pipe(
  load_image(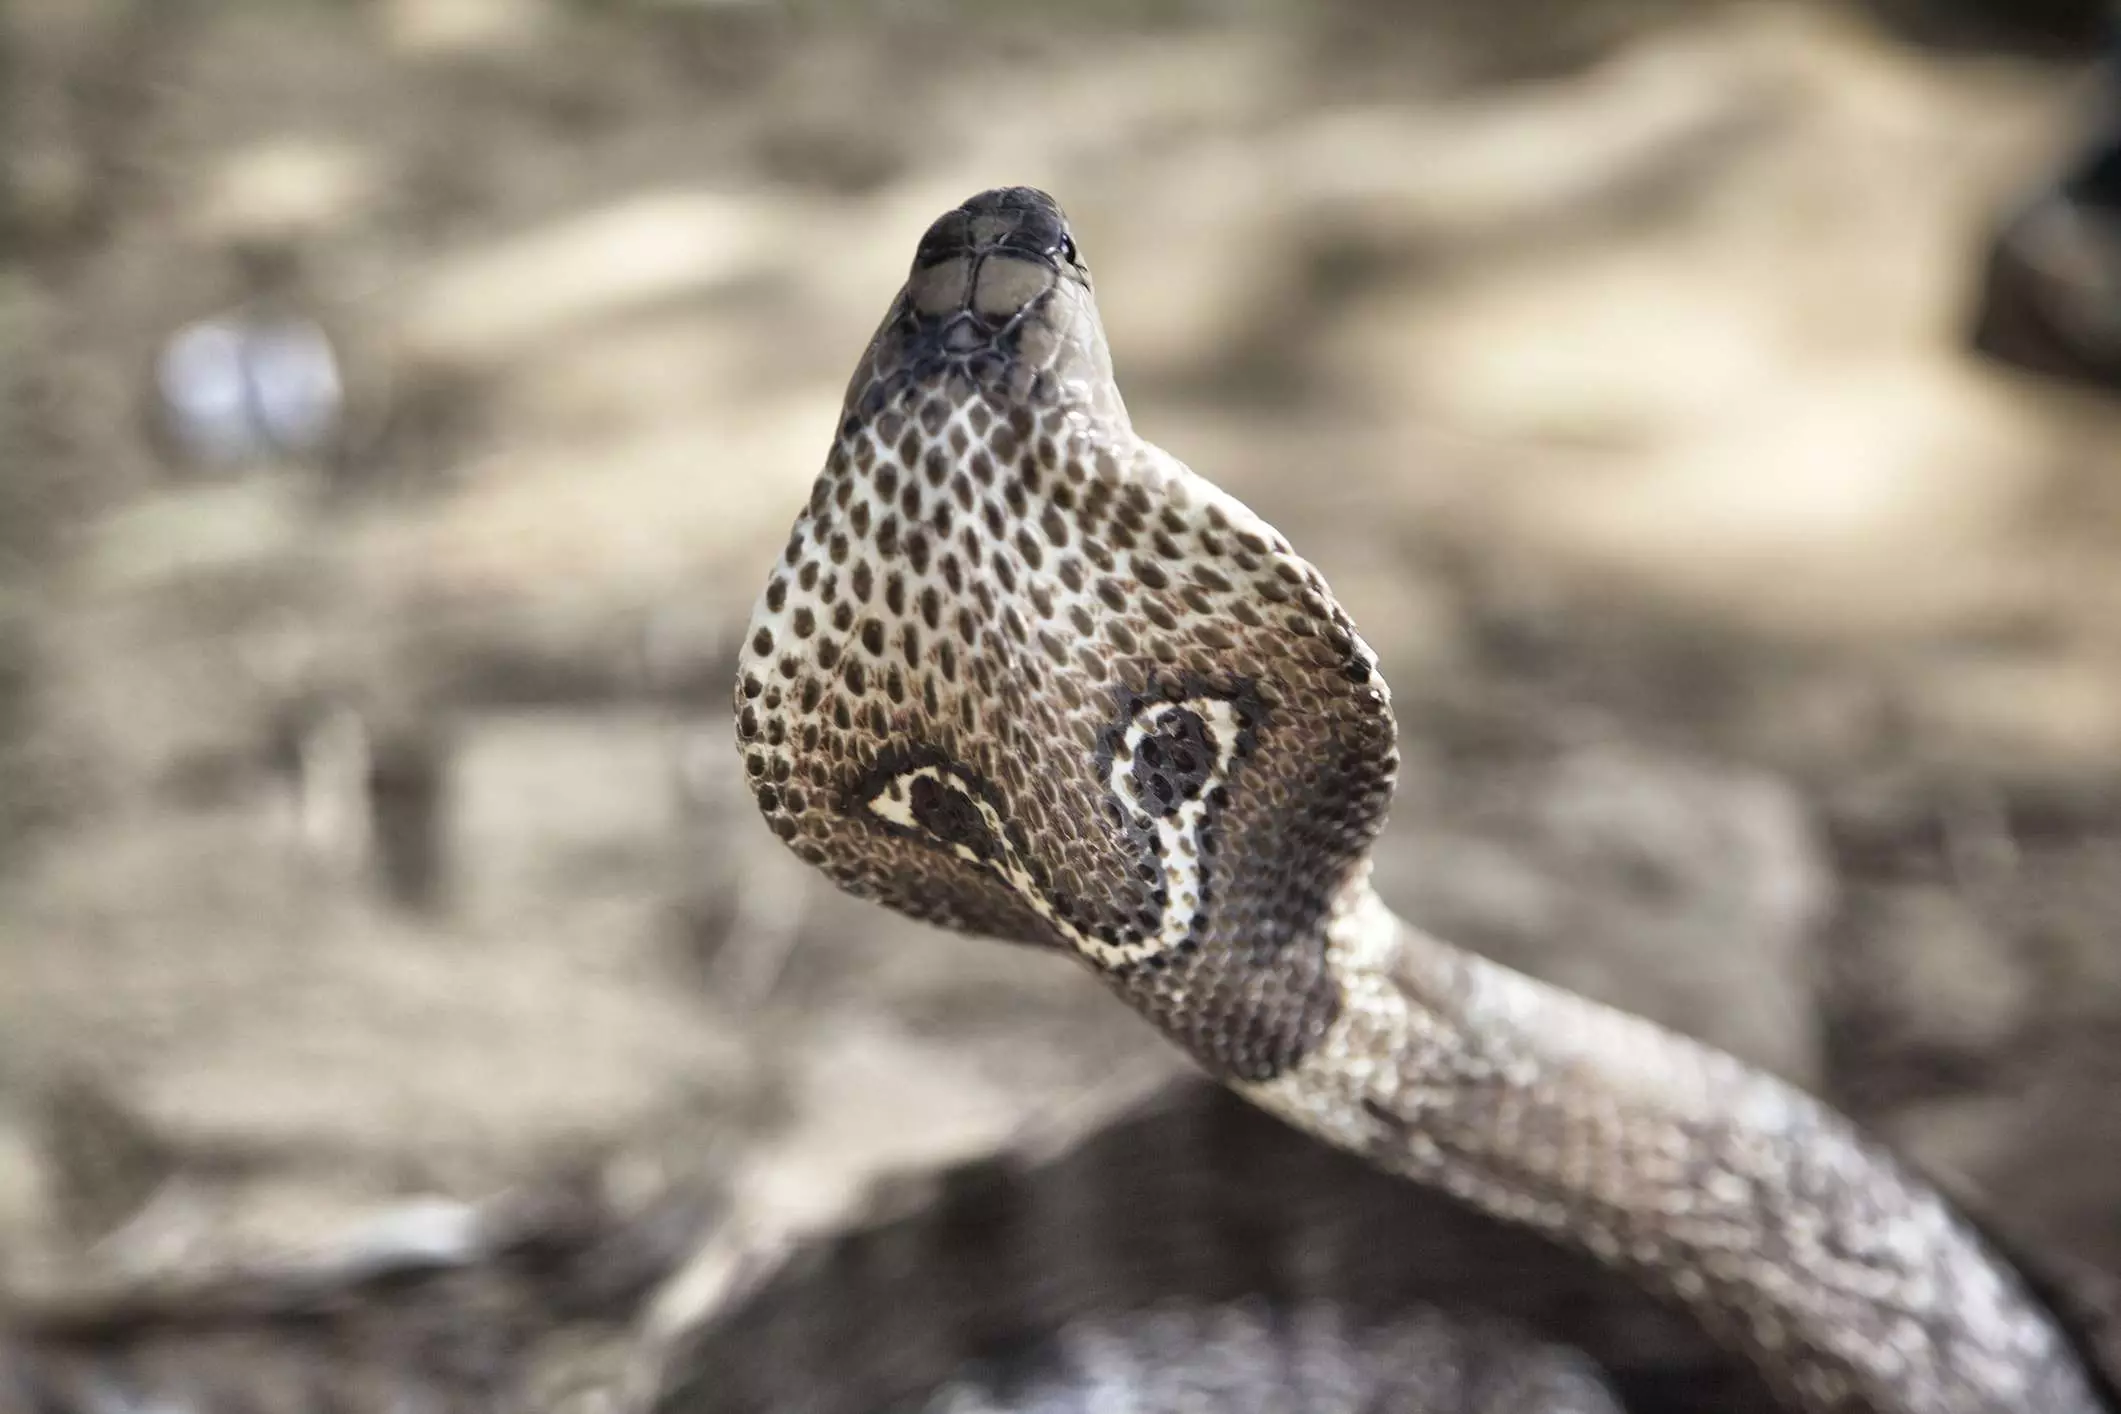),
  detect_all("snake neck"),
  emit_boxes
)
[1224,885,2104,1414]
